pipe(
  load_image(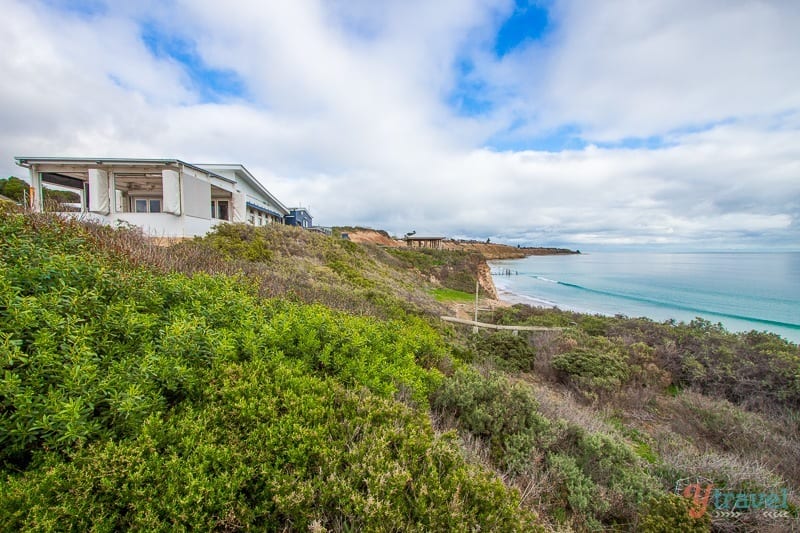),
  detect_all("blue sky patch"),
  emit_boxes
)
[487,123,588,152]
[140,22,246,102]
[42,0,107,17]
[595,136,672,150]
[494,1,550,57]
[447,59,494,116]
